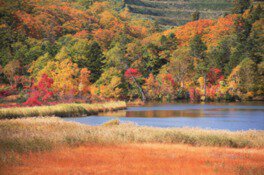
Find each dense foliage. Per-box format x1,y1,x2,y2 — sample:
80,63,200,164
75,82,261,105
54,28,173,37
0,0,263,106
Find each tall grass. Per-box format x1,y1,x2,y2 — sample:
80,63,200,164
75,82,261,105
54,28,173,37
0,101,126,119
0,117,263,156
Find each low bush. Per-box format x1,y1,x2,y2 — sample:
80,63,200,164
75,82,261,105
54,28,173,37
102,119,120,127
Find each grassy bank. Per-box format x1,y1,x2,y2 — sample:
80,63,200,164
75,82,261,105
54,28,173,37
0,117,263,156
0,101,126,119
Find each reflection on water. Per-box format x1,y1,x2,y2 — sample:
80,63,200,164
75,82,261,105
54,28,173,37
100,110,210,118
100,103,264,118
98,110,127,117
65,102,264,131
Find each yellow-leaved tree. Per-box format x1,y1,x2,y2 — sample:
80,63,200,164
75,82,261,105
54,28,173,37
37,59,80,98
78,68,91,97
227,58,258,99
95,68,123,99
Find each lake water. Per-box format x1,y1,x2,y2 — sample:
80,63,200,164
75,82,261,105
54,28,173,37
64,102,264,131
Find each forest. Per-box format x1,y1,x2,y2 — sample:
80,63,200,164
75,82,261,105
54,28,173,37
0,0,263,107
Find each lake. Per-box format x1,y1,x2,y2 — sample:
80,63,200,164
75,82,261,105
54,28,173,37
64,102,264,131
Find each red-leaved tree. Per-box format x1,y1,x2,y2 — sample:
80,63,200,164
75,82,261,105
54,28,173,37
189,88,201,102
124,68,142,78
124,68,146,102
205,68,224,100
207,68,224,86
24,74,54,106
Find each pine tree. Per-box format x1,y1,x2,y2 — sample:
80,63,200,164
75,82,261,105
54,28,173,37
190,34,209,100
192,11,200,21
190,34,207,59
232,0,251,14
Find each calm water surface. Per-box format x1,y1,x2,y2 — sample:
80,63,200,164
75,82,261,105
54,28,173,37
64,102,264,131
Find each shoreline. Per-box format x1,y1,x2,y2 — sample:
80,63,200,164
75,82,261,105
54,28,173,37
1,117,263,153
1,102,263,174
0,101,127,119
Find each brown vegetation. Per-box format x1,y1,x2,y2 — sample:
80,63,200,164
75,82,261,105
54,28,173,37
1,144,264,175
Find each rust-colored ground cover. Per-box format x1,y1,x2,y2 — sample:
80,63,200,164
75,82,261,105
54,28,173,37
2,144,264,175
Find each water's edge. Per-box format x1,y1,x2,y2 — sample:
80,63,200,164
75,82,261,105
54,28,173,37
65,103,264,131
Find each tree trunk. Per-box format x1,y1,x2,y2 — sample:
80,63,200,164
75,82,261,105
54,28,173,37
131,75,146,102
203,74,207,101
125,63,146,102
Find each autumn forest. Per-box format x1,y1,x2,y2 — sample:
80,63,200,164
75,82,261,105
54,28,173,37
1,1,264,174
0,0,263,106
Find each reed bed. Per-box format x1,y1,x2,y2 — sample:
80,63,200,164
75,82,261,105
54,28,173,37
0,117,263,157
0,101,126,119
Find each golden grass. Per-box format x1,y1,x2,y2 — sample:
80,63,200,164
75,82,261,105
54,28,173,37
102,119,120,126
0,101,127,119
127,99,145,106
1,117,264,171
0,117,263,157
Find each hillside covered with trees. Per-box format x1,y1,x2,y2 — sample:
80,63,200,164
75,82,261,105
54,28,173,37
0,0,263,107
125,0,233,26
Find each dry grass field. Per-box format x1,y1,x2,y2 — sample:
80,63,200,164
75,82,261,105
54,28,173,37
0,115,264,175
1,144,264,175
1,117,263,155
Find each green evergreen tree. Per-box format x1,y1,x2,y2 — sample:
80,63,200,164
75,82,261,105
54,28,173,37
192,11,200,21
86,42,105,83
208,38,231,75
247,30,264,64
232,0,251,14
190,34,209,100
190,34,207,59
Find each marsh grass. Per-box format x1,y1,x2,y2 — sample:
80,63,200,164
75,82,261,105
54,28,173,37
0,101,126,119
102,119,120,126
0,117,263,160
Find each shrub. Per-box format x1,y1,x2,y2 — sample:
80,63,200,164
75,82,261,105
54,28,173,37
102,119,120,127
189,88,201,102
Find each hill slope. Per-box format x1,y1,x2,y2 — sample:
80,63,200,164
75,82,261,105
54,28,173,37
124,0,233,26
